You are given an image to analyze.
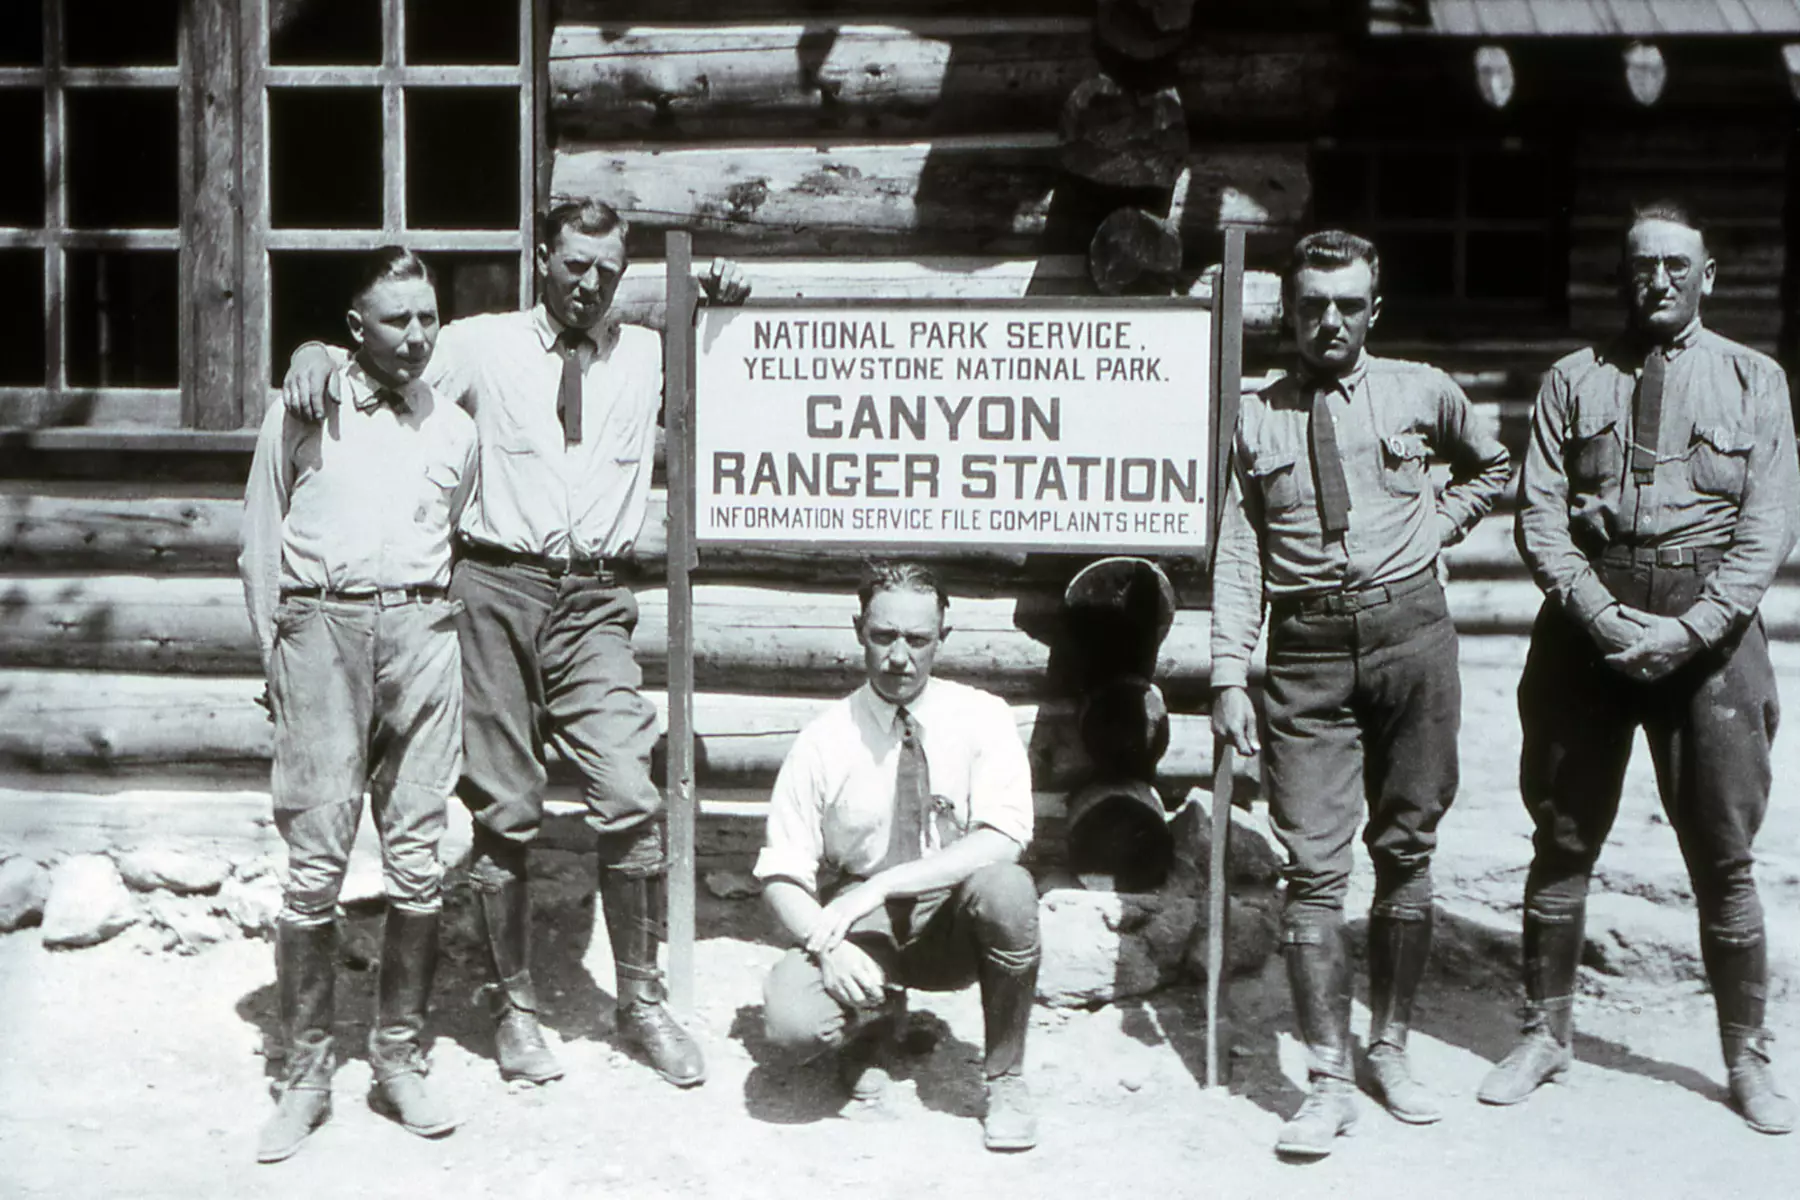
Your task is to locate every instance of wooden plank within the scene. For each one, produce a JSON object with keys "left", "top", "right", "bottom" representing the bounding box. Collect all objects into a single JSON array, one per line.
[
  {"left": 551, "top": 139, "right": 1310, "bottom": 257},
  {"left": 665, "top": 230, "right": 700, "bottom": 1013},
  {"left": 550, "top": 24, "right": 1343, "bottom": 141},
  {"left": 183, "top": 0, "right": 245, "bottom": 431},
  {"left": 556, "top": 0, "right": 1336, "bottom": 25},
  {"left": 0, "top": 389, "right": 185, "bottom": 430},
  {"left": 0, "top": 669, "right": 1218, "bottom": 791}
]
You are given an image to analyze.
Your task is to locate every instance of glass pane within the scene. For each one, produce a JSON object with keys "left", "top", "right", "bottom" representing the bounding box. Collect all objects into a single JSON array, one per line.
[
  {"left": 1379, "top": 231, "right": 1456, "bottom": 299},
  {"left": 1467, "top": 232, "right": 1550, "bottom": 300},
  {"left": 426, "top": 251, "right": 519, "bottom": 320},
  {"left": 406, "top": 88, "right": 518, "bottom": 230},
  {"left": 68, "top": 89, "right": 178, "bottom": 228},
  {"left": 0, "top": 250, "right": 44, "bottom": 384},
  {"left": 1311, "top": 151, "right": 1368, "bottom": 224},
  {"left": 270, "top": 88, "right": 383, "bottom": 228},
  {"left": 1376, "top": 151, "right": 1458, "bottom": 220},
  {"left": 406, "top": 0, "right": 518, "bottom": 65},
  {"left": 269, "top": 0, "right": 380, "bottom": 66},
  {"left": 65, "top": 0, "right": 178, "bottom": 67},
  {"left": 0, "top": 90, "right": 43, "bottom": 227},
  {"left": 66, "top": 250, "right": 179, "bottom": 386},
  {"left": 1467, "top": 149, "right": 1552, "bottom": 220},
  {"left": 269, "top": 250, "right": 371, "bottom": 383},
  {"left": 0, "top": 1, "right": 43, "bottom": 66}
]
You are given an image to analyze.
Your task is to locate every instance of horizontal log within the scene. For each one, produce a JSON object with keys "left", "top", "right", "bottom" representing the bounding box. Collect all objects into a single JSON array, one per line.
[
  {"left": 552, "top": 25, "right": 1343, "bottom": 141},
  {"left": 555, "top": 2, "right": 1337, "bottom": 28},
  {"left": 551, "top": 138, "right": 1310, "bottom": 257},
  {"left": 0, "top": 669, "right": 1215, "bottom": 791}
]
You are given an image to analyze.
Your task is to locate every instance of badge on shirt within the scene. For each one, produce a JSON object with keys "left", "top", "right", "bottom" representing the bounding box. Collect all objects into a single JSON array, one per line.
[{"left": 929, "top": 794, "right": 967, "bottom": 850}]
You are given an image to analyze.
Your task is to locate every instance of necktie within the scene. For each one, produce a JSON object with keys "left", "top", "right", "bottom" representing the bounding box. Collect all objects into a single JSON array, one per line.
[
  {"left": 884, "top": 707, "right": 929, "bottom": 868},
  {"left": 556, "top": 329, "right": 587, "bottom": 444},
  {"left": 1310, "top": 385, "right": 1352, "bottom": 537},
  {"left": 1632, "top": 349, "right": 1665, "bottom": 481}
]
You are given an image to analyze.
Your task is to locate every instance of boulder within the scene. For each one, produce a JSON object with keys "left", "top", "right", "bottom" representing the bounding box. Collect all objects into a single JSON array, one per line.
[
  {"left": 1583, "top": 891, "right": 1702, "bottom": 986},
  {"left": 116, "top": 848, "right": 230, "bottom": 896},
  {"left": 143, "top": 892, "right": 231, "bottom": 955},
  {"left": 217, "top": 871, "right": 284, "bottom": 937},
  {"left": 703, "top": 869, "right": 762, "bottom": 900},
  {"left": 1168, "top": 792, "right": 1284, "bottom": 886},
  {"left": 41, "top": 855, "right": 140, "bottom": 949},
  {"left": 0, "top": 857, "right": 50, "bottom": 932},
  {"left": 1183, "top": 891, "right": 1281, "bottom": 983},
  {"left": 1038, "top": 888, "right": 1164, "bottom": 1006}
]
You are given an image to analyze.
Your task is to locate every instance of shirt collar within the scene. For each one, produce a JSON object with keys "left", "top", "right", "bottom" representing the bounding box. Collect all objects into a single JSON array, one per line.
[
  {"left": 333, "top": 359, "right": 426, "bottom": 413},
  {"left": 1616, "top": 317, "right": 1705, "bottom": 365},
  {"left": 860, "top": 677, "right": 936, "bottom": 734},
  {"left": 1295, "top": 352, "right": 1368, "bottom": 395},
  {"left": 531, "top": 303, "right": 618, "bottom": 356}
]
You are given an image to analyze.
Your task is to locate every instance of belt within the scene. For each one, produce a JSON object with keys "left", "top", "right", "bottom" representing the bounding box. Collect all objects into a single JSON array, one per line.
[
  {"left": 1595, "top": 544, "right": 1726, "bottom": 569},
  {"left": 280, "top": 585, "right": 447, "bottom": 608},
  {"left": 457, "top": 538, "right": 633, "bottom": 580},
  {"left": 1271, "top": 567, "right": 1438, "bottom": 617}
]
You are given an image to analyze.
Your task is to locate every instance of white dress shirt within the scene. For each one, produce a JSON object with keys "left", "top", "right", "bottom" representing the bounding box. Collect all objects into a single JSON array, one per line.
[{"left": 754, "top": 677, "right": 1036, "bottom": 895}]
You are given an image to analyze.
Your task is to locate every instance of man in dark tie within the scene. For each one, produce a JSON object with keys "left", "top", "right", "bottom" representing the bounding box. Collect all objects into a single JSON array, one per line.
[
  {"left": 754, "top": 561, "right": 1042, "bottom": 1152},
  {"left": 1210, "top": 230, "right": 1510, "bottom": 1157},
  {"left": 1483, "top": 201, "right": 1800, "bottom": 1134}
]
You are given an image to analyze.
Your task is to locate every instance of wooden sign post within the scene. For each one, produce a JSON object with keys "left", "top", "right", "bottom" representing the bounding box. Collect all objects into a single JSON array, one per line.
[
  {"left": 1204, "top": 226, "right": 1247, "bottom": 1092},
  {"left": 663, "top": 231, "right": 699, "bottom": 1016}
]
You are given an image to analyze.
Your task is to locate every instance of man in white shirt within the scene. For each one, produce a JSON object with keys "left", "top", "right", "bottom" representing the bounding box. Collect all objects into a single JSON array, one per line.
[
  {"left": 241, "top": 247, "right": 476, "bottom": 1161},
  {"left": 755, "top": 562, "right": 1042, "bottom": 1152},
  {"left": 283, "top": 199, "right": 746, "bottom": 1091}
]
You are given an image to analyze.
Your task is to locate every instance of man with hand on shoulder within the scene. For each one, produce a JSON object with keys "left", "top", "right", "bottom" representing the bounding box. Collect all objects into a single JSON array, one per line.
[
  {"left": 755, "top": 561, "right": 1042, "bottom": 1153},
  {"left": 241, "top": 247, "right": 476, "bottom": 1162}
]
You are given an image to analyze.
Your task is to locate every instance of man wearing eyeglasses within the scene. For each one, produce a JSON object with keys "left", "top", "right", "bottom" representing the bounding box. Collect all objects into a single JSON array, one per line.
[{"left": 1485, "top": 201, "right": 1800, "bottom": 1135}]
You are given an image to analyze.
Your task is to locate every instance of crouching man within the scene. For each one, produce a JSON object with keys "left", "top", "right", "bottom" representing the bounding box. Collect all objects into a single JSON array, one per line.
[
  {"left": 754, "top": 562, "right": 1043, "bottom": 1152},
  {"left": 239, "top": 247, "right": 477, "bottom": 1162}
]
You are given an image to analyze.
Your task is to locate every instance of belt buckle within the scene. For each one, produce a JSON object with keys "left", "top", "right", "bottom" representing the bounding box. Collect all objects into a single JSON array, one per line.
[{"left": 376, "top": 586, "right": 410, "bottom": 608}]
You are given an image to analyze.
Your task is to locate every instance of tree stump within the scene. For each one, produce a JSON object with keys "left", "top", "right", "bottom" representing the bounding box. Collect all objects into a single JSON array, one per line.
[
  {"left": 1088, "top": 205, "right": 1183, "bottom": 294},
  {"left": 1058, "top": 76, "right": 1189, "bottom": 189}
]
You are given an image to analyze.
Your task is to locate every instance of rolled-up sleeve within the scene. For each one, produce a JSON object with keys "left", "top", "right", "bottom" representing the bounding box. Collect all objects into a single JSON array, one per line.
[
  {"left": 1208, "top": 444, "right": 1266, "bottom": 691},
  {"left": 968, "top": 694, "right": 1035, "bottom": 849},
  {"left": 1681, "top": 362, "right": 1800, "bottom": 646},
  {"left": 754, "top": 730, "right": 828, "bottom": 894}
]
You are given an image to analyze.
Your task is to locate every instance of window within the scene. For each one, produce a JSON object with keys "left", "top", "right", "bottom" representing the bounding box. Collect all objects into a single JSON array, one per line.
[
  {"left": 0, "top": 0, "right": 535, "bottom": 433},
  {"left": 247, "top": 0, "right": 537, "bottom": 396},
  {"left": 1311, "top": 140, "right": 1566, "bottom": 324}
]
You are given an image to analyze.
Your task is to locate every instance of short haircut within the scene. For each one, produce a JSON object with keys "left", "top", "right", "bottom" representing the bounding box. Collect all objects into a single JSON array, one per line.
[
  {"left": 1285, "top": 229, "right": 1381, "bottom": 299},
  {"left": 857, "top": 560, "right": 949, "bottom": 617},
  {"left": 352, "top": 245, "right": 433, "bottom": 306},
  {"left": 538, "top": 197, "right": 628, "bottom": 250},
  {"left": 1625, "top": 198, "right": 1707, "bottom": 255}
]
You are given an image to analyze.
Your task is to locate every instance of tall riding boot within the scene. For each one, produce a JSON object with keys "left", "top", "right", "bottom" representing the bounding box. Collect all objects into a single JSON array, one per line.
[
  {"left": 257, "top": 919, "right": 338, "bottom": 1164},
  {"left": 1705, "top": 930, "right": 1795, "bottom": 1135},
  {"left": 1478, "top": 897, "right": 1582, "bottom": 1105},
  {"left": 367, "top": 909, "right": 457, "bottom": 1137},
  {"left": 1274, "top": 923, "right": 1358, "bottom": 1159},
  {"left": 599, "top": 868, "right": 706, "bottom": 1087},
  {"left": 473, "top": 877, "right": 564, "bottom": 1084},
  {"left": 1365, "top": 910, "right": 1441, "bottom": 1124},
  {"left": 978, "top": 942, "right": 1041, "bottom": 1152}
]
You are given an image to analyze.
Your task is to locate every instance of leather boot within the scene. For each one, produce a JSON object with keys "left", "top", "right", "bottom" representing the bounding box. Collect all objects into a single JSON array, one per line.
[
  {"left": 838, "top": 988, "right": 906, "bottom": 1104},
  {"left": 599, "top": 868, "right": 706, "bottom": 1088},
  {"left": 257, "top": 920, "right": 337, "bottom": 1164},
  {"left": 367, "top": 909, "right": 456, "bottom": 1138},
  {"left": 1274, "top": 924, "right": 1358, "bottom": 1159},
  {"left": 1706, "top": 931, "right": 1795, "bottom": 1135},
  {"left": 473, "top": 878, "right": 564, "bottom": 1084},
  {"left": 1365, "top": 910, "right": 1441, "bottom": 1124},
  {"left": 1478, "top": 899, "right": 1582, "bottom": 1106},
  {"left": 979, "top": 943, "right": 1040, "bottom": 1152}
]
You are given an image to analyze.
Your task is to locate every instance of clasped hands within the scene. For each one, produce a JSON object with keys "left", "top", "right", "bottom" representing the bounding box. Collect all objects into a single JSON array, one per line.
[
  {"left": 803, "top": 879, "right": 890, "bottom": 1010},
  {"left": 1594, "top": 604, "right": 1700, "bottom": 682}
]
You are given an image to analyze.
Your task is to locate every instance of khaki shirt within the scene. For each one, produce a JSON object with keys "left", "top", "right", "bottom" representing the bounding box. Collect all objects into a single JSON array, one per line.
[
  {"left": 1516, "top": 322, "right": 1800, "bottom": 647},
  {"left": 1210, "top": 354, "right": 1511, "bottom": 689}
]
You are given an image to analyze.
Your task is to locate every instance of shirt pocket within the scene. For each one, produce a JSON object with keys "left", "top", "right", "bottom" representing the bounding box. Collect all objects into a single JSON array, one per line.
[
  {"left": 1687, "top": 422, "right": 1754, "bottom": 500},
  {"left": 1379, "top": 430, "right": 1430, "bottom": 497},
  {"left": 1567, "top": 410, "right": 1623, "bottom": 490},
  {"left": 1247, "top": 447, "right": 1307, "bottom": 513}
]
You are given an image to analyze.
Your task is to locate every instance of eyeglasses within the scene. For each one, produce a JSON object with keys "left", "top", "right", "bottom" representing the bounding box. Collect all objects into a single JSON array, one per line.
[{"left": 1628, "top": 256, "right": 1695, "bottom": 284}]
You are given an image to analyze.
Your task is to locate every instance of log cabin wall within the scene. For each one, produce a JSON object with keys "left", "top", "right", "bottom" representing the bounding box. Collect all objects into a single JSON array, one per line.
[{"left": 7, "top": 3, "right": 1800, "bottom": 872}]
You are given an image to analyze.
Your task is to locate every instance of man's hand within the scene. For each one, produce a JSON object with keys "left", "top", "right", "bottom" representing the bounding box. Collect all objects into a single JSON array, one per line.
[
  {"left": 281, "top": 343, "right": 339, "bottom": 421},
  {"left": 1589, "top": 602, "right": 1653, "bottom": 656},
  {"left": 1210, "top": 685, "right": 1260, "bottom": 757},
  {"left": 1604, "top": 613, "right": 1700, "bottom": 682},
  {"left": 254, "top": 684, "right": 274, "bottom": 724},
  {"left": 805, "top": 879, "right": 886, "bottom": 957},
  {"left": 816, "top": 940, "right": 887, "bottom": 1010},
  {"left": 699, "top": 257, "right": 751, "bottom": 306}
]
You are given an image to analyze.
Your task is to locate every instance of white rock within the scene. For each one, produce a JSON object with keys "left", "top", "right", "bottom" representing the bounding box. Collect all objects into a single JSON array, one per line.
[
  {"left": 0, "top": 857, "right": 51, "bottom": 932},
  {"left": 1584, "top": 891, "right": 1701, "bottom": 986},
  {"left": 1037, "top": 889, "right": 1164, "bottom": 1007},
  {"left": 40, "top": 855, "right": 140, "bottom": 949},
  {"left": 144, "top": 892, "right": 231, "bottom": 955},
  {"left": 116, "top": 848, "right": 230, "bottom": 895},
  {"left": 217, "top": 872, "right": 284, "bottom": 936}
]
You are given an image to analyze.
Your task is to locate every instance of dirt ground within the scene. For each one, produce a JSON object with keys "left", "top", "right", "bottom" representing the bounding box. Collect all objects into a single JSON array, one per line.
[{"left": 6, "top": 642, "right": 1800, "bottom": 1199}]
